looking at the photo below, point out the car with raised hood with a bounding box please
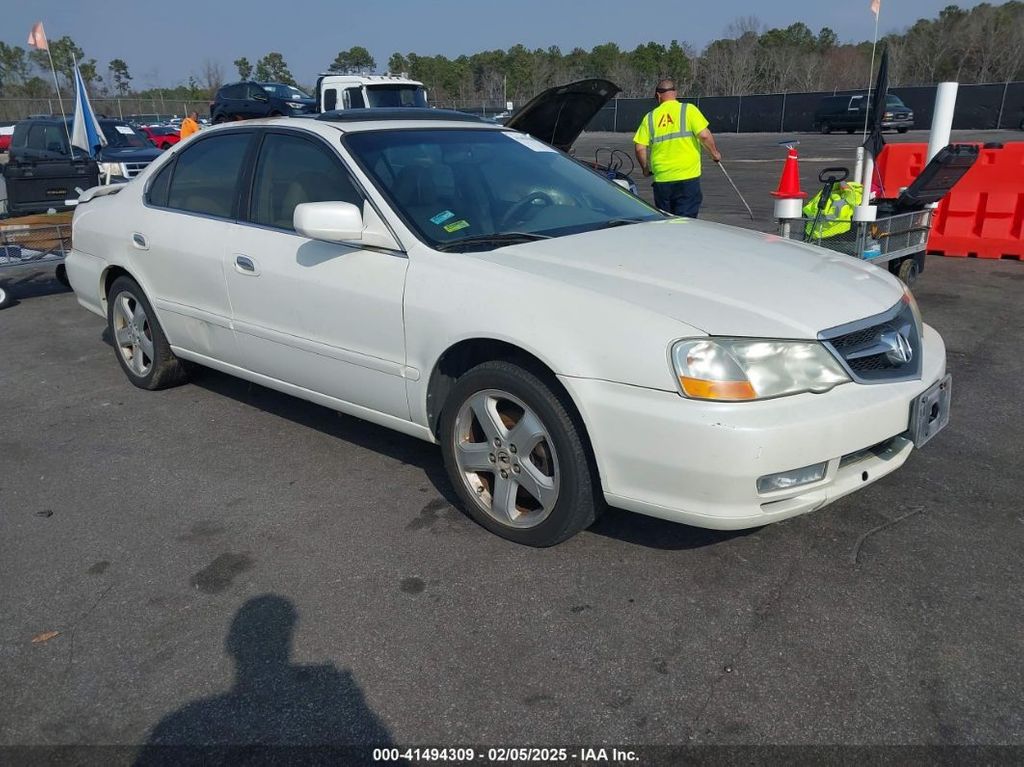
[505,78,637,192]
[64,109,950,547]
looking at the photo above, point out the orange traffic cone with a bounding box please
[771,146,807,199]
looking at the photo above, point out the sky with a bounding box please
[2,0,994,88]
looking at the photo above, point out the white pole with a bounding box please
[927,82,959,163]
[862,8,881,140]
[45,47,71,146]
[853,146,865,185]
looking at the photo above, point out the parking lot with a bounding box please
[1,129,1023,751]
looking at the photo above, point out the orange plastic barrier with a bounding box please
[875,142,1024,260]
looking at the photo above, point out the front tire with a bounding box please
[819,122,831,135]
[439,360,601,547]
[107,276,188,390]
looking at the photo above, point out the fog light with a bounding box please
[756,462,828,494]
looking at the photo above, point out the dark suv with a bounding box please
[813,93,914,134]
[3,117,161,214]
[210,81,317,123]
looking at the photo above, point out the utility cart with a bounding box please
[777,144,980,285]
[0,214,72,309]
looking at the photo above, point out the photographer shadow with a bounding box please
[135,594,393,764]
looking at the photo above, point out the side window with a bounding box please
[146,160,174,207]
[166,133,251,218]
[250,132,364,231]
[223,84,245,99]
[324,88,338,111]
[343,88,365,109]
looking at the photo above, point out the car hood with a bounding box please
[471,219,904,338]
[504,79,620,152]
[97,146,162,162]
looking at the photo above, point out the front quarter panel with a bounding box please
[402,247,701,429]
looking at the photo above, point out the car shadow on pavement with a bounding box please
[188,366,462,508]
[188,366,755,551]
[586,506,754,550]
[134,594,393,764]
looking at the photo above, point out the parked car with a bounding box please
[0,122,15,153]
[210,81,317,123]
[65,109,950,547]
[3,117,162,214]
[141,125,181,150]
[814,93,914,134]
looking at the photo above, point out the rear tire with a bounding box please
[213,114,227,124]
[106,276,188,390]
[0,286,9,309]
[819,122,831,135]
[439,360,602,547]
[846,128,855,134]
[55,263,70,288]
[897,127,909,134]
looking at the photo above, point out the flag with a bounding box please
[862,45,889,161]
[27,21,48,50]
[71,62,107,157]
[870,0,881,17]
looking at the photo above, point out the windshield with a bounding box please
[345,128,663,250]
[262,84,310,99]
[100,123,151,148]
[365,85,428,108]
[886,95,907,108]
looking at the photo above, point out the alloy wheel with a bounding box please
[112,291,154,377]
[452,389,560,529]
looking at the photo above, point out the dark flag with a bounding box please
[862,45,889,160]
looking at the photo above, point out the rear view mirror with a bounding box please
[294,201,364,243]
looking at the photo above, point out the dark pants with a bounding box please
[653,178,703,218]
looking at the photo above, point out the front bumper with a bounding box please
[560,323,946,530]
[882,118,914,130]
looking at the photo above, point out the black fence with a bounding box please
[588,81,1024,134]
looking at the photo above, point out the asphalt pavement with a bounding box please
[1,130,1023,753]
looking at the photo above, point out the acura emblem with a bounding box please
[880,330,913,365]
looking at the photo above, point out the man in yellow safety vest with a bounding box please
[633,79,721,217]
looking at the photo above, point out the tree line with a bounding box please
[1,3,1022,107]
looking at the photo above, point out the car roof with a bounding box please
[199,113,507,138]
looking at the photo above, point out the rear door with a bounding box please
[131,130,255,363]
[223,128,410,418]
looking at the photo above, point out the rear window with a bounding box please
[365,85,428,108]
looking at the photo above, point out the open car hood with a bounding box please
[504,79,620,152]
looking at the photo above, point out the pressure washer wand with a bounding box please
[717,162,755,220]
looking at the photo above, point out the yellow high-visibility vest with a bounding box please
[803,182,863,239]
[633,101,709,182]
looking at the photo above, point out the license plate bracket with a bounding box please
[909,374,952,448]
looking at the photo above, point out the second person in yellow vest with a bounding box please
[633,79,721,218]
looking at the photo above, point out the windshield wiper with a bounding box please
[434,232,551,252]
[597,218,647,229]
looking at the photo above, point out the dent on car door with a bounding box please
[133,131,254,363]
[223,130,410,419]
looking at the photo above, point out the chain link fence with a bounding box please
[0,98,211,122]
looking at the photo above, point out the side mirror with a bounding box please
[294,201,365,243]
[294,201,401,250]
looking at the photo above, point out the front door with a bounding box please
[223,130,409,419]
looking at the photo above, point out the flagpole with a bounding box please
[43,45,72,147]
[862,6,881,140]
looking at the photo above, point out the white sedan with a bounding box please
[66,110,950,546]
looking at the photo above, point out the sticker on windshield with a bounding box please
[443,219,470,233]
[115,125,134,135]
[505,132,557,152]
[430,210,455,225]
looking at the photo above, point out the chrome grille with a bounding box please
[819,300,922,383]
[123,161,150,178]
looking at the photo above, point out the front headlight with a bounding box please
[670,338,850,401]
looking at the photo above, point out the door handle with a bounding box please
[234,255,259,275]
[131,232,148,250]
